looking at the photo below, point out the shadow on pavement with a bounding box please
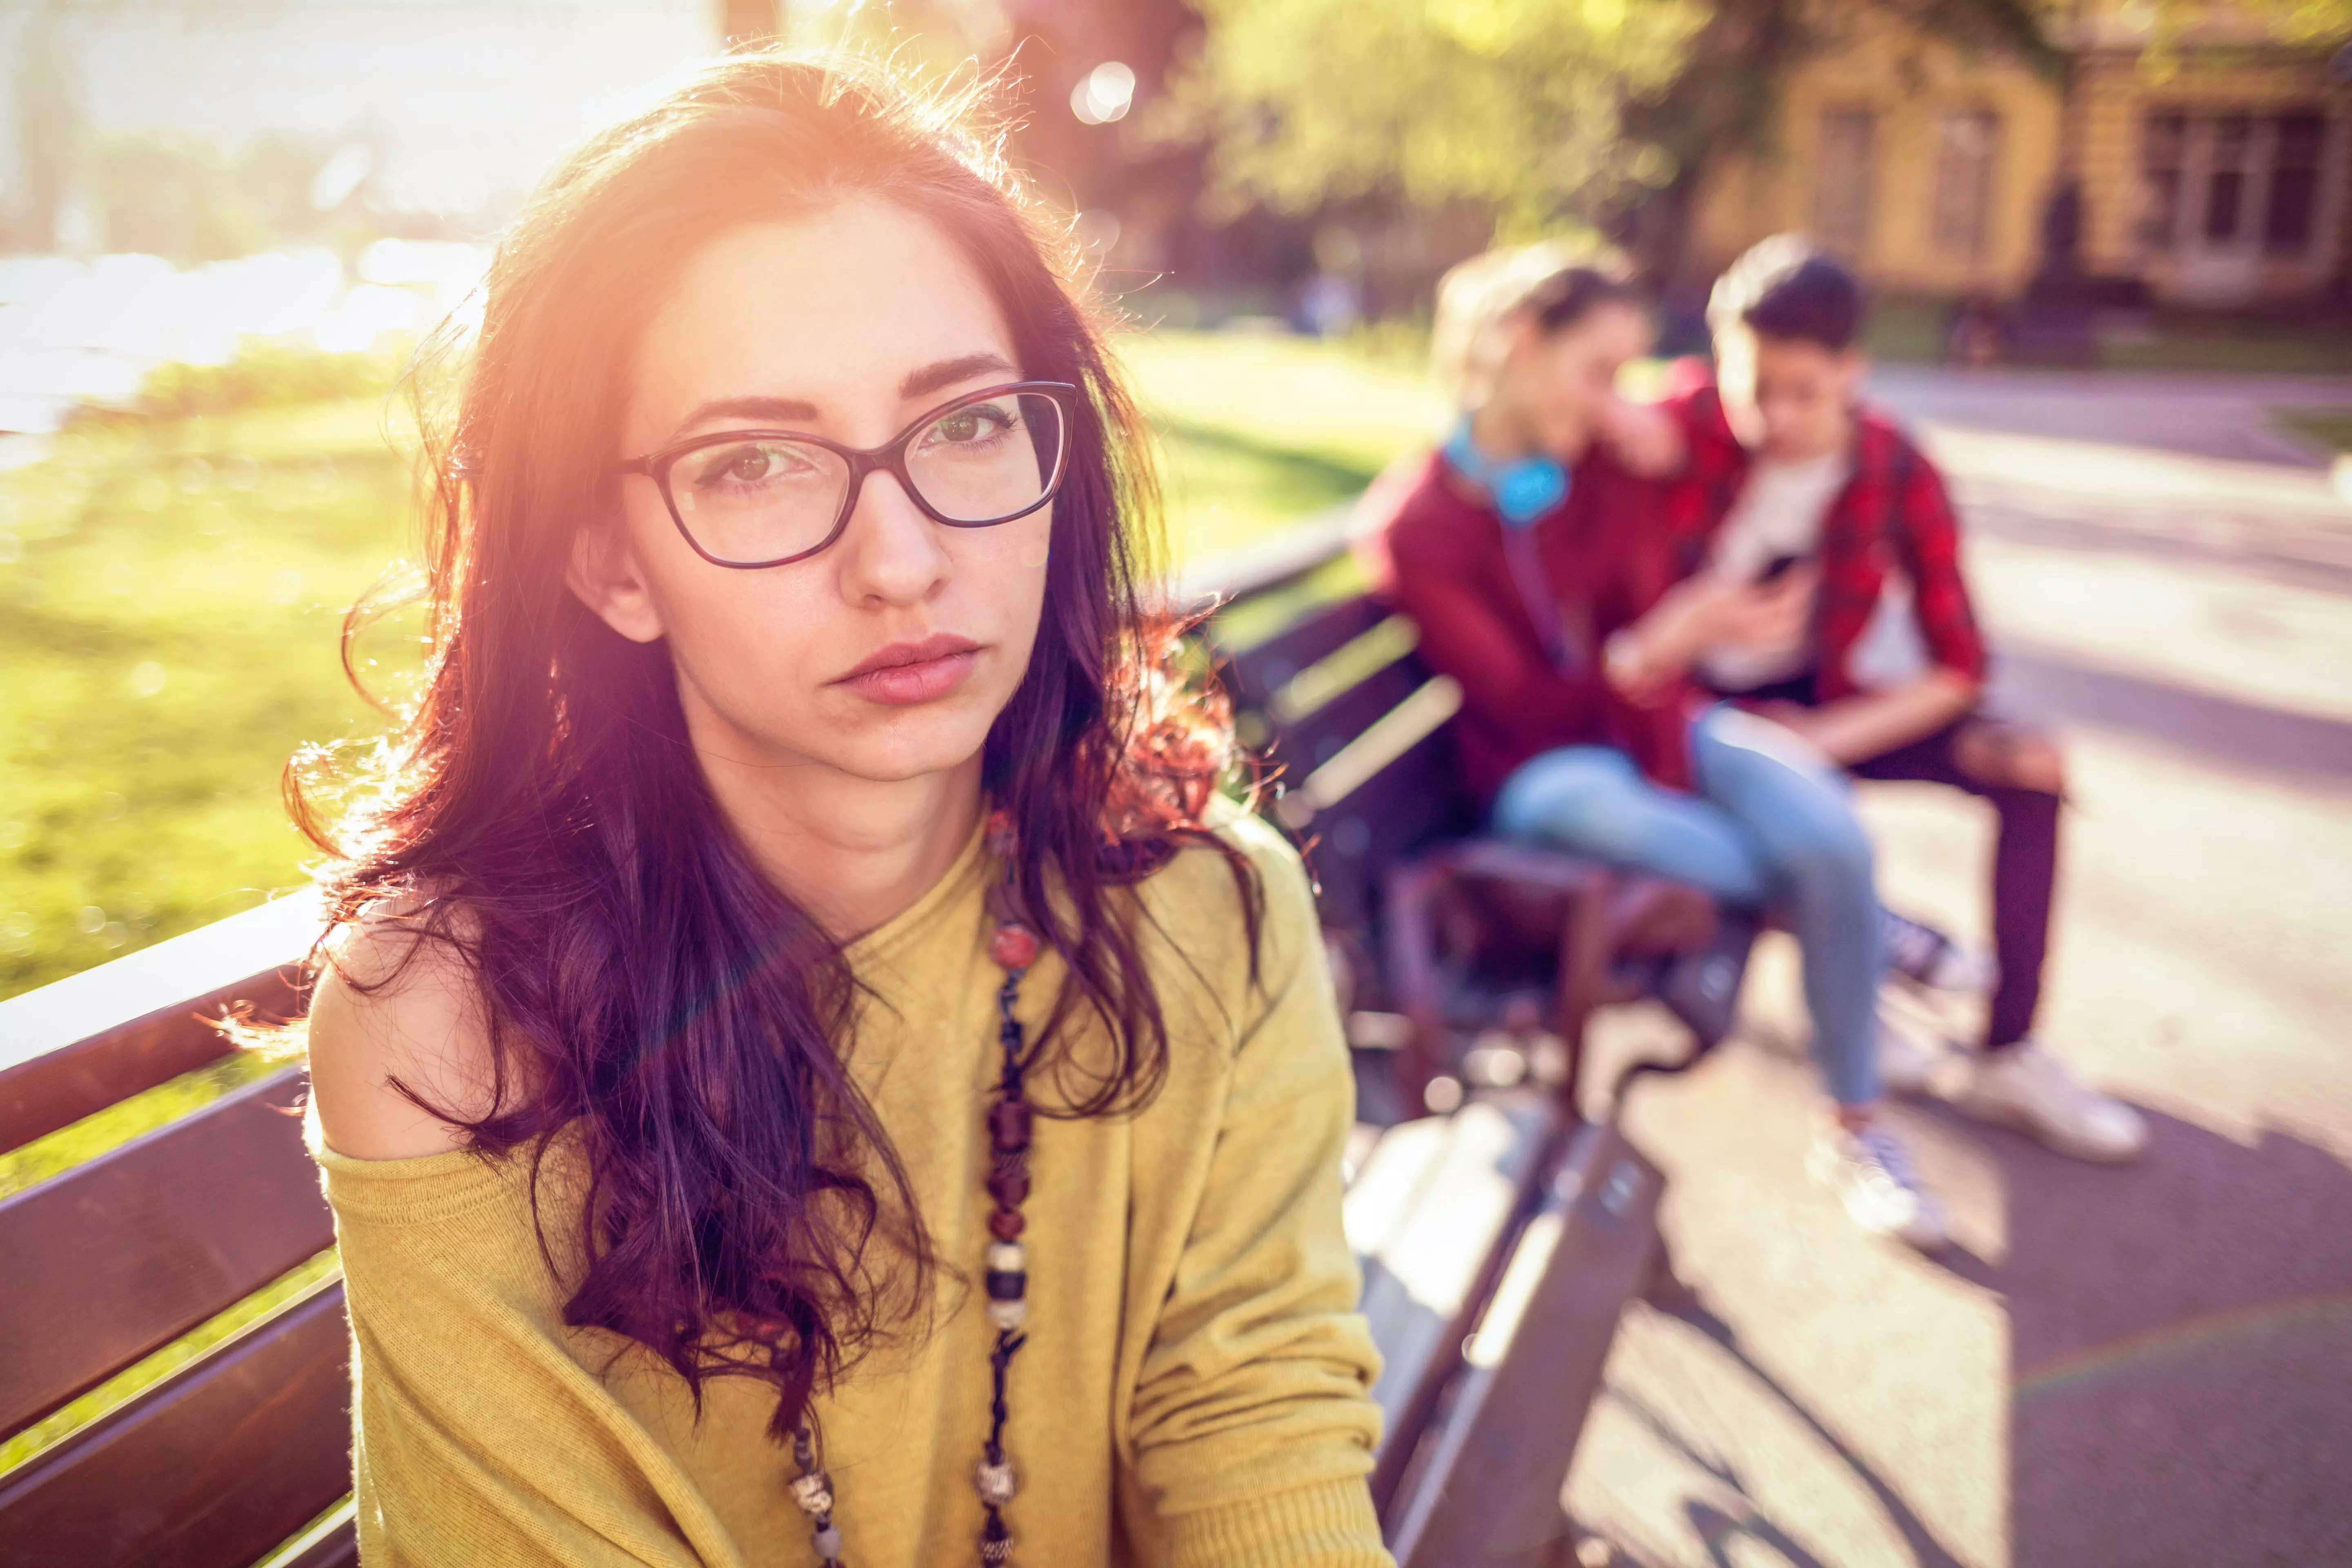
[1964,499,2352,598]
[1610,1299,1973,1568]
[1954,1103,2352,1568]
[1993,647,2352,789]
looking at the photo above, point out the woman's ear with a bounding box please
[566,522,667,644]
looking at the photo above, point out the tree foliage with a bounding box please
[1163,0,2350,254]
[1159,0,1710,236]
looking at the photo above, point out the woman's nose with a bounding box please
[835,468,951,606]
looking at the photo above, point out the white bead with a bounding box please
[975,1458,1018,1505]
[788,1472,834,1516]
[986,1297,1028,1331]
[987,1241,1026,1273]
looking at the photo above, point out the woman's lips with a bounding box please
[833,635,982,706]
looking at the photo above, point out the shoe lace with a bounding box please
[1854,1126,1920,1192]
[1882,910,1947,984]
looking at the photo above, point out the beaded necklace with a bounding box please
[786,808,1040,1568]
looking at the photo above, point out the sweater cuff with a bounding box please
[1164,1475,1393,1568]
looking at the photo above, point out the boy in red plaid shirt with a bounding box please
[1604,235,2145,1164]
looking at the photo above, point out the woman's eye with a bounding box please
[692,442,805,488]
[929,405,1013,446]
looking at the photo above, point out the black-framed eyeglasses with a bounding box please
[617,380,1077,569]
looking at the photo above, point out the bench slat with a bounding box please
[1386,1120,1665,1565]
[0,1277,352,1568]
[0,891,318,1155]
[0,1066,330,1437]
[273,1499,359,1568]
[1346,1095,1559,1512]
[1218,594,1390,709]
[1297,733,1467,940]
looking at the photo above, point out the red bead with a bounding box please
[989,1208,1027,1241]
[985,809,1016,856]
[988,1099,1033,1154]
[989,922,1040,971]
[986,1165,1031,1208]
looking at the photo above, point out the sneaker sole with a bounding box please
[1806,1144,1950,1251]
[1950,1090,2146,1165]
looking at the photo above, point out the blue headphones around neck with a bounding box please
[1442,417,1568,529]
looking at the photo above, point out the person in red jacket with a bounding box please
[1357,245,1951,1249]
[1606,235,2145,1164]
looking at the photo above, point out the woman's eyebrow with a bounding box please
[669,353,1017,439]
[676,393,820,432]
[900,352,1019,401]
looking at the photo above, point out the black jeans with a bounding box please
[1848,720,2058,1049]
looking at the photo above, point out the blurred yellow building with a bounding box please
[1686,1,2352,307]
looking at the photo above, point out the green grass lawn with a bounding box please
[2270,407,2352,454]
[1117,327,1448,564]
[0,331,1445,1002]
[0,400,430,1000]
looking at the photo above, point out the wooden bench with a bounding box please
[1203,523,1753,1561]
[0,523,1745,1568]
[0,893,355,1568]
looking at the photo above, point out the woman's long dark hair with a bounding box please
[293,50,1257,1439]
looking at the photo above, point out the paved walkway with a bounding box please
[1560,372,2352,1568]
[1869,365,2352,469]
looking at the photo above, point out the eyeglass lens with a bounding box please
[665,390,1065,565]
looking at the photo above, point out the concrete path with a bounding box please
[1869,365,2352,470]
[1559,372,2352,1568]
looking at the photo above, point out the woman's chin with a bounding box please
[816,709,998,787]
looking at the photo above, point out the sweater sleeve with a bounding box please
[1888,441,1988,683]
[1124,818,1392,1568]
[310,1118,746,1568]
[1383,494,1600,748]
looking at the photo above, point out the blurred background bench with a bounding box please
[1202,525,1752,1560]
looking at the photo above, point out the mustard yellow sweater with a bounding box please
[310,813,1392,1567]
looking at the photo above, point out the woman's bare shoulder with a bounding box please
[307,900,501,1160]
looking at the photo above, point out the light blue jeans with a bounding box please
[1492,705,1885,1105]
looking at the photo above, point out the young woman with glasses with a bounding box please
[299,53,1388,1568]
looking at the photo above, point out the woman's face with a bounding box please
[586,196,1053,787]
[1503,299,1652,459]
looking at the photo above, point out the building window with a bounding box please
[2141,112,2186,252]
[1931,110,2000,260]
[2205,114,2252,242]
[2142,106,2329,258]
[2267,112,2324,254]
[1814,109,1875,258]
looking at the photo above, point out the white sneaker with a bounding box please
[1883,909,1996,995]
[1809,1122,1949,1250]
[1951,1042,2148,1164]
[1875,1013,1947,1098]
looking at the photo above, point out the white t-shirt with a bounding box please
[1698,448,1933,694]
[1699,450,1847,691]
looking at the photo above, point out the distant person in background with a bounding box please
[1606,234,2146,1164]
[1356,243,1954,1250]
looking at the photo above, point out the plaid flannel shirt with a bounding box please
[1662,374,1987,703]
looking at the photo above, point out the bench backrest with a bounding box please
[1209,591,1472,944]
[0,898,358,1568]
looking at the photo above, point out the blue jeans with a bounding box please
[1491,706,1885,1105]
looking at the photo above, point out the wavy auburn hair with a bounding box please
[296,50,1256,1439]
